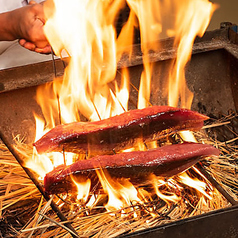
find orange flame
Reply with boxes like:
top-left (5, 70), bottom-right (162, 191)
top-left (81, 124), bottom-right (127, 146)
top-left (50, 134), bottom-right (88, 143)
top-left (26, 0), bottom-right (217, 211)
top-left (150, 174), bottom-right (180, 204)
top-left (72, 177), bottom-right (91, 203)
top-left (178, 172), bottom-right (212, 200)
top-left (168, 0), bottom-right (217, 108)
top-left (96, 169), bottom-right (141, 212)
top-left (43, 0), bottom-right (129, 122)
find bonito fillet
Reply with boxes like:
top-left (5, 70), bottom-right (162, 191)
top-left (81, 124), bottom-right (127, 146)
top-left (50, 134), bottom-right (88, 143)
top-left (34, 106), bottom-right (209, 155)
top-left (44, 142), bottom-right (219, 194)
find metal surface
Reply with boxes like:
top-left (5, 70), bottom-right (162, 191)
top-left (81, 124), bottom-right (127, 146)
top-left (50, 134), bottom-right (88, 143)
top-left (120, 205), bottom-right (238, 238)
top-left (0, 58), bottom-right (65, 93)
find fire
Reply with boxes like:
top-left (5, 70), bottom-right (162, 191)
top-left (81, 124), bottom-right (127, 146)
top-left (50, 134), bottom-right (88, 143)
top-left (168, 0), bottom-right (217, 108)
top-left (150, 174), bottom-right (181, 204)
top-left (43, 0), bottom-right (127, 121)
top-left (96, 169), bottom-right (141, 212)
top-left (178, 172), bottom-right (213, 200)
top-left (26, 0), bottom-right (217, 213)
top-left (72, 176), bottom-right (91, 203)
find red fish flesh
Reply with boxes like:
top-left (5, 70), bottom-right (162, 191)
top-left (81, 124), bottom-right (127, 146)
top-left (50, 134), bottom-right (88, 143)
top-left (44, 142), bottom-right (219, 194)
top-left (34, 106), bottom-right (208, 155)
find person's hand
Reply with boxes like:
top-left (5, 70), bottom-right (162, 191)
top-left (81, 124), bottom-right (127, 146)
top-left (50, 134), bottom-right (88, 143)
top-left (13, 1), bottom-right (51, 53)
top-left (19, 38), bottom-right (51, 54)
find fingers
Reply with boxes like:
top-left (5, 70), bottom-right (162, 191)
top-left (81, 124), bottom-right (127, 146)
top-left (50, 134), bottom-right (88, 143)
top-left (19, 39), bottom-right (36, 51)
top-left (29, 1), bottom-right (37, 5)
top-left (18, 2), bottom-right (51, 54)
top-left (35, 45), bottom-right (52, 54)
top-left (19, 39), bottom-right (52, 54)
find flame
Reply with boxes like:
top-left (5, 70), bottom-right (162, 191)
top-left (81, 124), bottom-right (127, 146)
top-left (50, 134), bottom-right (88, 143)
top-left (72, 176), bottom-right (91, 203)
top-left (150, 174), bottom-right (180, 204)
top-left (178, 172), bottom-right (212, 200)
top-left (168, 0), bottom-right (217, 108)
top-left (96, 169), bottom-right (141, 212)
top-left (43, 0), bottom-right (129, 121)
top-left (180, 130), bottom-right (198, 143)
top-left (27, 111), bottom-right (76, 177)
top-left (25, 0), bottom-right (217, 212)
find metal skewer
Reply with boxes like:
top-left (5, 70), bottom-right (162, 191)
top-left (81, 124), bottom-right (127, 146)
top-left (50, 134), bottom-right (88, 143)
top-left (51, 48), bottom-right (68, 165)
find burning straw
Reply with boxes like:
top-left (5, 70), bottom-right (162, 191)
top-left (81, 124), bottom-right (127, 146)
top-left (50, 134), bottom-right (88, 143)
top-left (0, 115), bottom-right (237, 237)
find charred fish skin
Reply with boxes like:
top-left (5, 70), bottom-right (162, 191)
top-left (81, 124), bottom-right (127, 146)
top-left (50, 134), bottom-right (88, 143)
top-left (44, 143), bottom-right (219, 195)
top-left (34, 106), bottom-right (208, 155)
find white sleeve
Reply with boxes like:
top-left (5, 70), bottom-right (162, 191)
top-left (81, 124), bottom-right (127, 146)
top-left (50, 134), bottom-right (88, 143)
top-left (0, 0), bottom-right (45, 13)
top-left (0, 0), bottom-right (24, 13)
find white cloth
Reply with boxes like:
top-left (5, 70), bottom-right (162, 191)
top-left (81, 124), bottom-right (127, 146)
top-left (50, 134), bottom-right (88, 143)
top-left (0, 0), bottom-right (43, 13)
top-left (0, 0), bottom-right (53, 70)
top-left (0, 1), bottom-right (27, 13)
